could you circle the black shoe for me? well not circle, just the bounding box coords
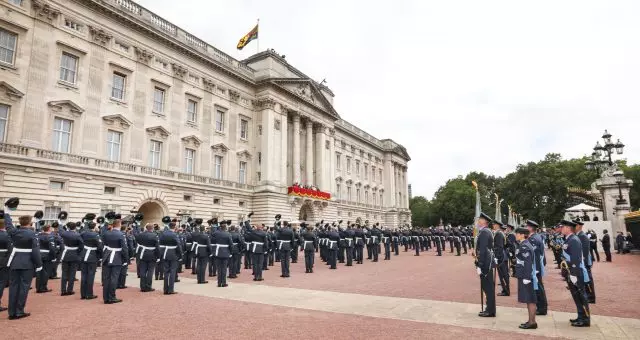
[571,320,590,327]
[257,278,264,281]
[87,295,98,300]
[9,312,30,320]
[110,299,123,304]
[37,289,52,293]
[519,322,538,329]
[253,278,258,281]
[221,283,228,287]
[50,276,60,280]
[229,276,237,279]
[588,299,596,304]
[198,281,208,284]
[569,318,579,323]
[175,279,181,282]
[536,311,547,316]
[497,292,510,297]
[0,306,7,312]
[478,311,496,317]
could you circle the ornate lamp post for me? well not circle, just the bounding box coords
[585,129,624,176]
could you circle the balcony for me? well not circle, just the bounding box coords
[0,143,254,191]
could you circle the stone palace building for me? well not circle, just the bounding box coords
[0,0,411,226]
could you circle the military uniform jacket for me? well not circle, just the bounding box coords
[60,230,84,263]
[192,232,212,258]
[529,233,546,276]
[8,228,43,270]
[246,230,268,254]
[230,232,243,254]
[344,229,355,248]
[185,232,194,253]
[494,230,507,263]
[577,231,592,267]
[327,231,340,250]
[475,227,494,275]
[515,239,535,281]
[382,230,392,244]
[159,230,183,261]
[506,233,517,257]
[354,229,365,246]
[370,227,382,244]
[80,231,103,263]
[211,230,233,258]
[37,233,56,261]
[102,229,129,267]
[275,227,295,251]
[0,229,13,268]
[135,231,160,262]
[300,231,317,251]
[562,234,588,283]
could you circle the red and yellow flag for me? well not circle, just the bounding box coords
[237,24,258,50]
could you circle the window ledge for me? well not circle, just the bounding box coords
[215,131,226,137]
[57,80,79,91]
[0,62,17,72]
[109,97,128,106]
[239,138,249,143]
[186,121,198,128]
[152,111,166,118]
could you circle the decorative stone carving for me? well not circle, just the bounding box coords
[32,0,61,22]
[102,114,132,129]
[228,89,240,103]
[202,78,215,92]
[88,25,113,45]
[211,143,229,153]
[328,128,336,136]
[181,135,202,148]
[134,47,154,64]
[325,140,330,150]
[236,150,252,160]
[47,100,84,117]
[0,82,24,101]
[171,63,188,78]
[254,97,276,110]
[145,126,170,139]
[274,119,281,131]
[294,83,315,103]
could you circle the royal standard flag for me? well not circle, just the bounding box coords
[237,24,258,50]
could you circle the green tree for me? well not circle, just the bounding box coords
[409,196,435,226]
[621,163,640,211]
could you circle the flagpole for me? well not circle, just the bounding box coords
[256,18,260,54]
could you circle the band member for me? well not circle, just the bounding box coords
[101,215,128,304]
[80,222,102,300]
[493,221,509,296]
[36,225,55,293]
[211,221,233,287]
[59,219,84,296]
[135,223,159,292]
[476,212,495,317]
[301,223,317,273]
[160,222,183,294]
[559,220,590,327]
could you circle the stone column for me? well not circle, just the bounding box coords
[292,114,301,184]
[403,168,408,208]
[384,156,396,208]
[315,123,327,191]
[305,119,314,186]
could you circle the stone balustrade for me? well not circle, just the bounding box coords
[0,143,254,191]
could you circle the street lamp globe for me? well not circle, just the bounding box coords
[615,139,625,155]
[585,160,594,170]
[594,141,603,157]
[602,130,612,144]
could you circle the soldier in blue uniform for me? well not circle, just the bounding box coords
[159,222,183,294]
[327,226,340,269]
[101,216,129,304]
[493,221,509,296]
[276,220,295,277]
[245,223,267,281]
[193,223,212,284]
[575,220,595,304]
[118,217,134,289]
[36,225,55,293]
[559,220,591,327]
[382,227,392,260]
[60,219,84,296]
[49,222,62,280]
[354,225,365,264]
[228,224,243,279]
[514,227,538,329]
[300,223,317,273]
[526,220,548,315]
[135,222,159,292]
[475,212,495,317]
[7,215,43,319]
[79,221,101,300]
[0,211,12,312]
[211,221,233,287]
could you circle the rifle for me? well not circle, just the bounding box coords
[560,260,590,319]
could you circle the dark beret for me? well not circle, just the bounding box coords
[525,220,539,228]
[114,214,122,220]
[479,212,492,222]
[51,221,59,228]
[515,227,530,235]
[161,216,171,224]
[96,216,105,224]
[105,212,116,220]
[4,197,19,209]
[560,220,576,228]
[187,217,193,223]
[573,219,584,226]
[84,213,96,221]
[34,210,44,219]
[206,219,213,225]
[226,220,232,225]
[65,221,75,228]
[58,211,68,220]
[492,220,504,227]
[195,218,203,225]
[506,224,515,229]
[499,224,507,230]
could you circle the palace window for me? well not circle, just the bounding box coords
[215,109,225,132]
[380,193,383,207]
[0,28,18,65]
[336,183,341,199]
[0,104,8,142]
[364,164,368,179]
[187,99,197,123]
[346,158,351,174]
[104,186,117,195]
[149,140,162,168]
[184,148,195,174]
[52,117,72,153]
[239,161,247,184]
[59,52,78,84]
[153,87,165,113]
[347,186,352,201]
[43,205,61,224]
[356,160,360,176]
[336,153,341,170]
[214,155,223,179]
[372,166,376,181]
[49,180,65,190]
[8,0,23,6]
[356,188,361,202]
[106,130,122,161]
[240,119,249,140]
[111,72,126,100]
[365,191,369,203]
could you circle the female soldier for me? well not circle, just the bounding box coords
[515,227,538,329]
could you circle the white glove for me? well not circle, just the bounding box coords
[570,275,577,284]
[35,267,43,272]
[476,267,482,276]
[493,258,498,264]
[523,279,531,284]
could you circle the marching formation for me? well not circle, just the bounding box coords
[474,212,597,329]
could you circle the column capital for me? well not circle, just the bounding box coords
[291,112,301,123]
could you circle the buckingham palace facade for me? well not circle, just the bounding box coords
[0,0,411,226]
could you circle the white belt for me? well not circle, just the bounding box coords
[355,237,362,243]
[304,240,314,247]
[277,240,290,250]
[138,245,156,260]
[246,243,251,251]
[382,237,389,243]
[214,244,229,257]
[329,240,337,248]
[8,248,33,266]
[252,241,263,253]
[83,246,97,262]
[104,246,122,264]
[61,246,79,261]
[160,245,177,260]
[0,249,7,252]
[372,236,378,240]
[346,239,353,246]
[413,236,419,239]
[392,236,398,241]
[40,249,50,253]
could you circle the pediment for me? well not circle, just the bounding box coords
[236,149,252,159]
[102,114,132,129]
[0,81,24,101]
[181,135,202,147]
[145,126,170,139]
[211,143,229,153]
[271,79,339,118]
[48,100,84,118]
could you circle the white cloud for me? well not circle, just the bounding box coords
[137,0,640,199]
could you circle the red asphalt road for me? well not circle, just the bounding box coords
[158,247,639,319]
[2,287,562,340]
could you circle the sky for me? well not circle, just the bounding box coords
[137,0,640,199]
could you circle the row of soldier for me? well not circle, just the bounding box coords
[475,212,596,330]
